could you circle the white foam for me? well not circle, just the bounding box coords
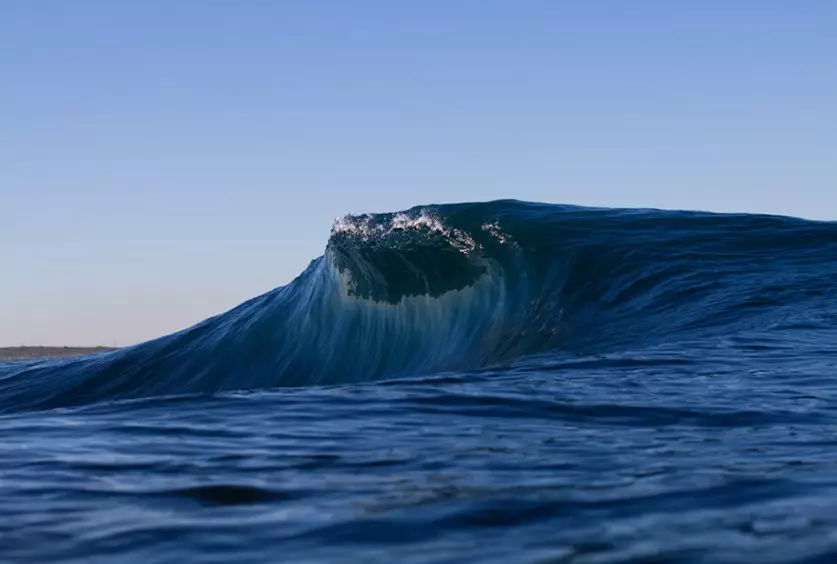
[480,220,513,244]
[331,209,478,253]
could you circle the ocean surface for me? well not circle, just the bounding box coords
[2,200,837,563]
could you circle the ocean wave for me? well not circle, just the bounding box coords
[1,200,835,412]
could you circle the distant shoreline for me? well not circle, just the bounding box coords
[0,347,117,361]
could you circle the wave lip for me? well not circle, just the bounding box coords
[1,200,835,412]
[327,209,492,303]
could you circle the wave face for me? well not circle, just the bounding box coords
[1,200,836,412]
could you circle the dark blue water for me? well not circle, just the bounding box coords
[2,200,837,563]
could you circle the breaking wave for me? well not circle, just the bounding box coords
[1,200,835,412]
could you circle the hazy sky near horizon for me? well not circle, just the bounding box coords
[2,1,835,346]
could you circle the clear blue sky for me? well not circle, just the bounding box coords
[2,1,835,346]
